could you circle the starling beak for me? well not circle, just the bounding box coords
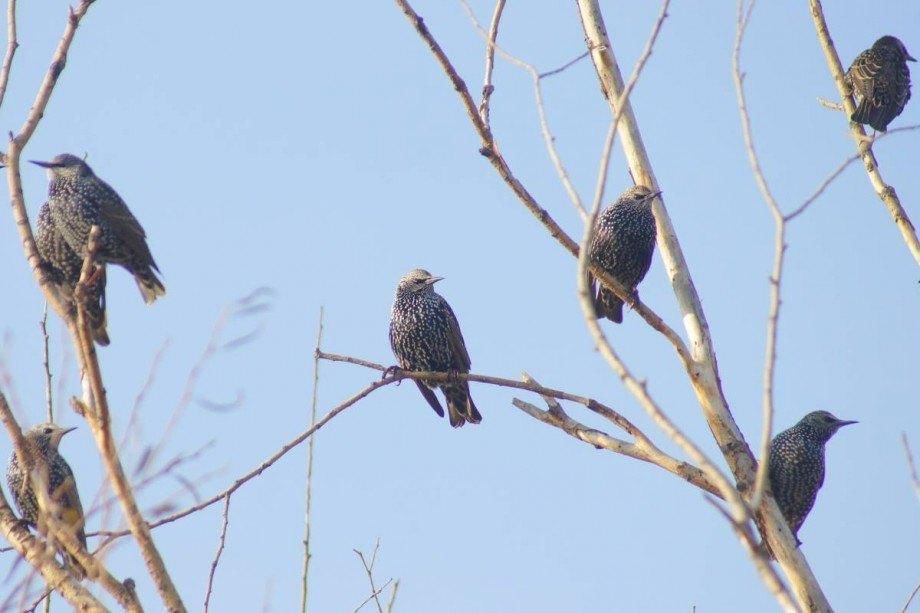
[588,185,658,323]
[846,35,914,132]
[765,410,855,555]
[389,268,482,428]
[35,153,166,304]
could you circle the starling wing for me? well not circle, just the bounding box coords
[96,181,166,303]
[442,301,481,427]
[51,471,88,579]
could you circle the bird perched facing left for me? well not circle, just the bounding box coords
[389,269,482,428]
[6,423,89,579]
[588,185,659,323]
[768,410,856,548]
[846,35,915,132]
[32,154,165,304]
[36,202,110,346]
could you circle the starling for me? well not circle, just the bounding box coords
[6,423,88,578]
[846,35,915,132]
[389,268,482,428]
[588,185,659,323]
[768,410,856,546]
[32,154,165,304]
[36,202,110,346]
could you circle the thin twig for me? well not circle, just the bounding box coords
[808,0,920,265]
[40,306,53,422]
[476,0,505,128]
[94,375,386,546]
[901,580,920,613]
[538,51,590,79]
[203,496,232,613]
[0,0,18,111]
[732,0,780,514]
[461,0,586,220]
[704,496,799,613]
[353,539,385,613]
[386,579,399,613]
[301,308,325,613]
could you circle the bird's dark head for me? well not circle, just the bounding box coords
[30,154,94,181]
[874,35,916,62]
[24,422,76,450]
[397,268,443,294]
[617,185,662,208]
[798,410,857,443]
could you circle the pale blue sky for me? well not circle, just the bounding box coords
[1,1,918,611]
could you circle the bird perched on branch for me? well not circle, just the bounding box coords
[388,268,481,428]
[32,154,165,304]
[768,411,856,549]
[36,202,110,346]
[588,185,659,323]
[846,35,915,132]
[6,423,89,579]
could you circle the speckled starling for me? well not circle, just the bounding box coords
[846,35,915,132]
[389,269,482,428]
[36,202,110,346]
[6,423,88,578]
[768,411,856,545]
[32,154,165,304]
[588,185,659,323]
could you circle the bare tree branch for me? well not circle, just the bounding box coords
[353,539,386,613]
[0,0,17,110]
[203,496,231,613]
[476,0,504,128]
[72,228,185,612]
[732,0,780,517]
[301,308,324,613]
[903,433,920,502]
[807,0,920,265]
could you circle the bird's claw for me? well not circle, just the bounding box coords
[382,365,403,385]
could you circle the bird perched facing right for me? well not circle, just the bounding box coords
[36,202,111,346]
[389,269,482,428]
[846,35,915,132]
[6,423,89,579]
[588,185,659,323]
[32,154,165,304]
[768,411,856,547]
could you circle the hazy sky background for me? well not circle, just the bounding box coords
[1,1,918,611]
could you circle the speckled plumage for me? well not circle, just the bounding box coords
[846,35,915,132]
[36,202,110,346]
[33,154,165,304]
[588,185,658,323]
[6,423,88,579]
[768,411,856,545]
[389,269,481,428]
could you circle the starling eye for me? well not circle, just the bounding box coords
[43,427,53,434]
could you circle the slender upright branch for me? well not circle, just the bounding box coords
[0,0,18,110]
[731,0,781,514]
[203,496,231,613]
[72,229,186,612]
[476,0,505,128]
[301,308,325,613]
[807,0,920,265]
